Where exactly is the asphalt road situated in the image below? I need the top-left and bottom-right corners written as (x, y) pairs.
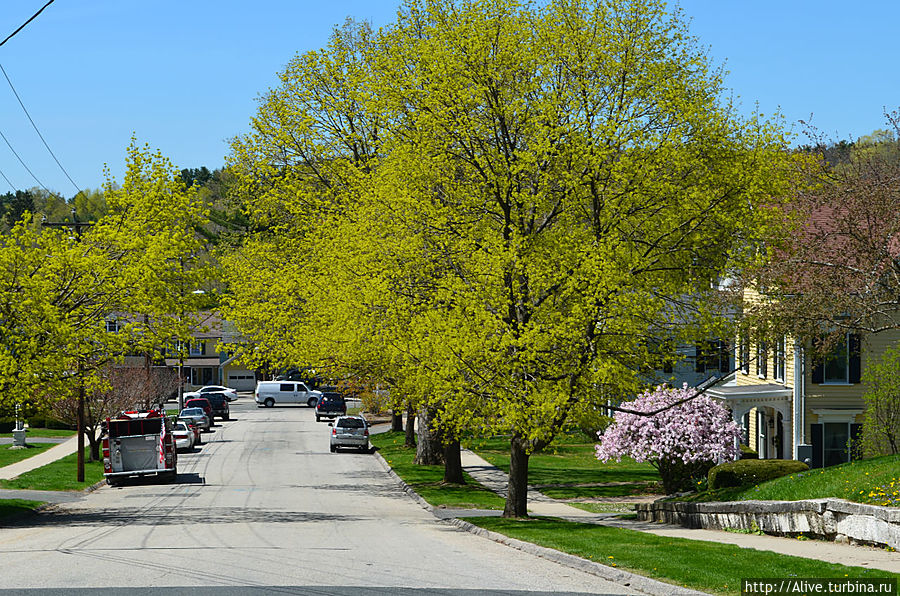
top-left (0, 400), bottom-right (634, 595)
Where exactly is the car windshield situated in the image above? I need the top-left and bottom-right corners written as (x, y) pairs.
top-left (181, 408), bottom-right (203, 416)
top-left (337, 418), bottom-right (365, 428)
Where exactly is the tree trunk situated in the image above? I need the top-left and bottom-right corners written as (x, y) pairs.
top-left (404, 403), bottom-right (416, 448)
top-left (414, 407), bottom-right (443, 465)
top-left (391, 409), bottom-right (403, 432)
top-left (442, 437), bottom-right (465, 484)
top-left (503, 436), bottom-right (530, 518)
top-left (87, 429), bottom-right (100, 462)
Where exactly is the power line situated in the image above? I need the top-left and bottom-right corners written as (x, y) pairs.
top-left (0, 166), bottom-right (15, 192)
top-left (0, 0), bottom-right (56, 48)
top-left (0, 63), bottom-right (81, 194)
top-left (0, 127), bottom-right (53, 194)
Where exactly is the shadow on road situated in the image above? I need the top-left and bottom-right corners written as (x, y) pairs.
top-left (0, 588), bottom-right (601, 596)
top-left (7, 507), bottom-right (369, 529)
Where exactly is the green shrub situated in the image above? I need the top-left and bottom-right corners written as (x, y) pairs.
top-left (740, 444), bottom-right (759, 459)
top-left (0, 418), bottom-right (15, 433)
top-left (708, 459), bottom-right (808, 489)
top-left (26, 416), bottom-right (46, 428)
top-left (572, 409), bottom-right (612, 441)
top-left (28, 417), bottom-right (74, 430)
top-left (44, 418), bottom-right (75, 430)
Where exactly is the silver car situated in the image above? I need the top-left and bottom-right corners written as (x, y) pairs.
top-left (179, 407), bottom-right (211, 432)
top-left (329, 416), bottom-right (369, 453)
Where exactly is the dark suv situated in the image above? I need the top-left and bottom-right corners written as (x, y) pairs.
top-left (198, 393), bottom-right (230, 421)
top-left (315, 393), bottom-right (346, 422)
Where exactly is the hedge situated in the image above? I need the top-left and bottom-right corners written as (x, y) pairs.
top-left (739, 444), bottom-right (759, 459)
top-left (708, 458), bottom-right (809, 489)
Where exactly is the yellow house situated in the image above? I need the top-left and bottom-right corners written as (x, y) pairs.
top-left (708, 289), bottom-right (900, 467)
top-left (162, 312), bottom-right (259, 392)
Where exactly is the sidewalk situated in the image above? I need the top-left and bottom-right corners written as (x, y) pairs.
top-left (0, 435), bottom-right (79, 481)
top-left (457, 448), bottom-right (900, 573)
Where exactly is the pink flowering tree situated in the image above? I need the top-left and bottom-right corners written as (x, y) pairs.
top-left (596, 384), bottom-right (741, 494)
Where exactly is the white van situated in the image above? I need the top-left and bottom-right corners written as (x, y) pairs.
top-left (254, 381), bottom-right (322, 408)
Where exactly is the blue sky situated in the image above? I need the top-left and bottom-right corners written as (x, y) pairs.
top-left (0, 1), bottom-right (897, 197)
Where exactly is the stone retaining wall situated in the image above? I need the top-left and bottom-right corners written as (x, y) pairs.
top-left (636, 499), bottom-right (900, 550)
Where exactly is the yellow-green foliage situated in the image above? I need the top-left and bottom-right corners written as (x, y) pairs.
top-left (223, 0), bottom-right (794, 467)
top-left (0, 140), bottom-right (211, 417)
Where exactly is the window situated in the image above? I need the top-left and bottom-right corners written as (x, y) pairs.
top-left (774, 336), bottom-right (786, 382)
top-left (190, 367), bottom-right (214, 386)
top-left (811, 422), bottom-right (863, 467)
top-left (695, 340), bottom-right (731, 375)
top-left (189, 341), bottom-right (205, 356)
top-left (757, 340), bottom-right (768, 379)
top-left (824, 335), bottom-right (848, 383)
top-left (105, 319), bottom-right (119, 333)
top-left (811, 333), bottom-right (861, 385)
top-left (739, 332), bottom-right (750, 374)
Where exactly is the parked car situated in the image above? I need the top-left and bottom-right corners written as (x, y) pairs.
top-left (173, 421), bottom-right (195, 451)
top-left (200, 392), bottom-right (230, 421)
top-left (329, 416), bottom-right (369, 452)
top-left (183, 385), bottom-right (239, 402)
top-left (184, 398), bottom-right (214, 424)
top-left (178, 417), bottom-right (202, 445)
top-left (315, 393), bottom-right (346, 422)
top-left (255, 381), bottom-right (322, 408)
top-left (179, 407), bottom-right (211, 432)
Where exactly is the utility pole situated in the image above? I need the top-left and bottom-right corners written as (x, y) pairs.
top-left (43, 209), bottom-right (93, 483)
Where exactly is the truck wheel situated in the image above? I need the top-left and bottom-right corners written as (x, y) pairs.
top-left (106, 477), bottom-right (119, 487)
top-left (223, 414), bottom-right (230, 421)
top-left (307, 397), bottom-right (318, 408)
top-left (264, 398), bottom-right (274, 408)
top-left (330, 444), bottom-right (336, 453)
top-left (316, 415), bottom-right (321, 422)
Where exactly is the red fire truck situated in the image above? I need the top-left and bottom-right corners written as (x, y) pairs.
top-left (102, 410), bottom-right (177, 486)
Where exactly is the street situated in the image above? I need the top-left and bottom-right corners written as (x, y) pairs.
top-left (0, 400), bottom-right (633, 595)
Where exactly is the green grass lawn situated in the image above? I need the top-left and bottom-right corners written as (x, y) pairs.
top-left (679, 454), bottom-right (900, 506)
top-left (0, 448), bottom-right (104, 491)
top-left (466, 432), bottom-right (661, 499)
top-left (0, 499), bottom-right (46, 521)
top-left (371, 431), bottom-right (506, 510)
top-left (0, 429), bottom-right (76, 439)
top-left (0, 443), bottom-right (55, 468)
top-left (466, 517), bottom-right (896, 596)
top-left (566, 502), bottom-right (636, 514)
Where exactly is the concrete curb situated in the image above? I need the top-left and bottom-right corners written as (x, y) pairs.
top-left (373, 450), bottom-right (435, 513)
top-left (372, 450), bottom-right (709, 596)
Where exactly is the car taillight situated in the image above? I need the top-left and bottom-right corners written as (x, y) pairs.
top-left (364, 429), bottom-right (369, 436)
top-left (102, 437), bottom-right (111, 472)
top-left (332, 427), bottom-right (336, 436)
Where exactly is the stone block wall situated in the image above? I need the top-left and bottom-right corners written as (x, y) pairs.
top-left (636, 499), bottom-right (900, 550)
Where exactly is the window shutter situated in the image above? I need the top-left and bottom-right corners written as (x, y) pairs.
top-left (811, 424), bottom-right (823, 468)
top-left (811, 357), bottom-right (824, 384)
top-left (848, 334), bottom-right (861, 384)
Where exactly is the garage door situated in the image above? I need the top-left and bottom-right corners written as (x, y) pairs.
top-left (226, 370), bottom-right (256, 391)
